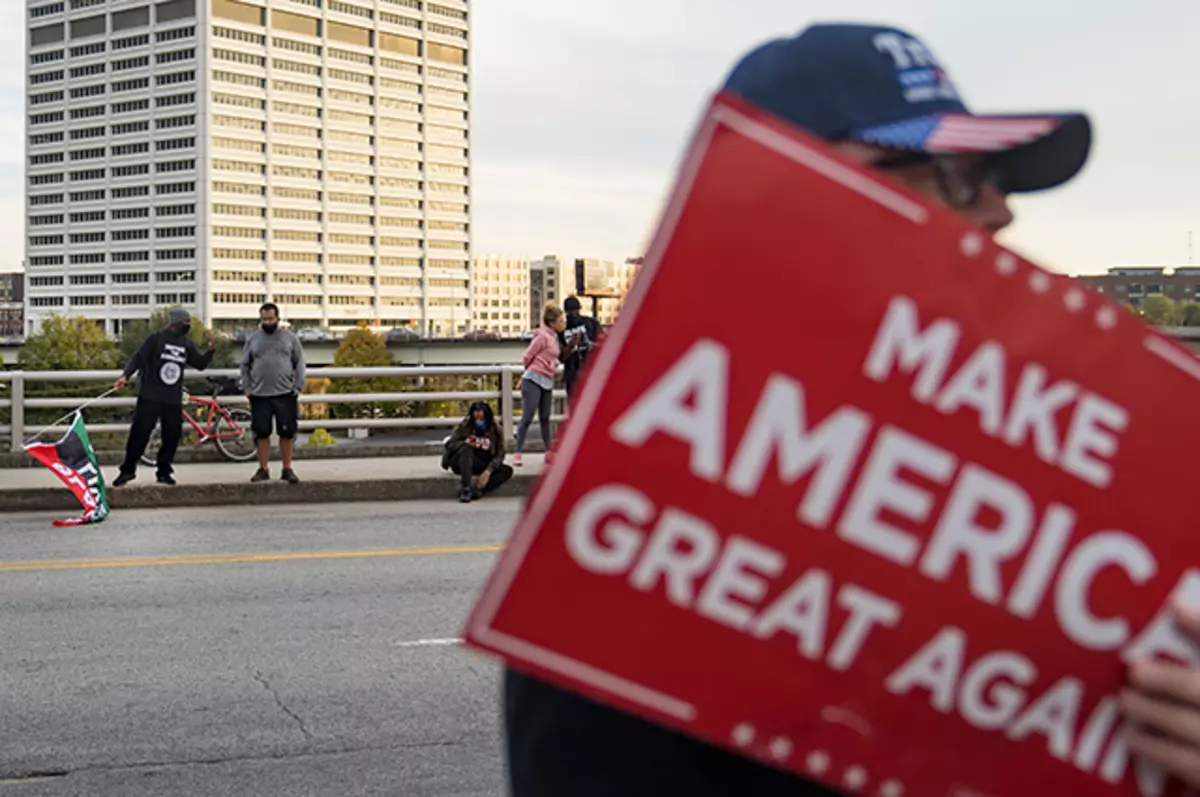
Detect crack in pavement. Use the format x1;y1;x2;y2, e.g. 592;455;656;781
252;670;312;742
0;738;471;780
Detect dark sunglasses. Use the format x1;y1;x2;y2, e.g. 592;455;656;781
871;151;1005;210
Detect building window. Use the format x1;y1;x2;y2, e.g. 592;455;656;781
111;100;151;115
69;210;106;223
112;56;151;71
69;42;106;57
111;78;151;93
112;142;150;156
112;294;150;305
70;189;106;201
31;69;65;84
30;50;66;65
112;226;151;240
154;135;195;152
112;185;150;198
112;273;150;284
111;207;150;219
30;111;65;125
112;251;151;262
112;164;150;177
112;120;151;133
156;248;197;260
70;253;106;265
156;48;195;64
156;92;195;107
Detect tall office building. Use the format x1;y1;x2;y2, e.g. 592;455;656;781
528;254;566;326
25;0;471;338
472;255;529;335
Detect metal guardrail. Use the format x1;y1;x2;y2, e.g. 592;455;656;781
0;366;566;452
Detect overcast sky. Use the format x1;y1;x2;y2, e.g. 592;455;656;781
2;1;1196;275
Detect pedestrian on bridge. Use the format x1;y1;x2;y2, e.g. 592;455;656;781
514;303;576;468
442;401;514;502
112;308;215;487
240;302;306;485
559;296;600;411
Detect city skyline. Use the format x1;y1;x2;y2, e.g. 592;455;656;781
3;2;1197;280
22;0;472;337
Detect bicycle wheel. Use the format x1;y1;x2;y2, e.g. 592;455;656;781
214;408;257;462
139;421;163;467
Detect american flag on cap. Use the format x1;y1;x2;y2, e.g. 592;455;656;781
857;114;1063;154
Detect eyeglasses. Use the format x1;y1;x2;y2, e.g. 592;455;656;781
871;152;1005;211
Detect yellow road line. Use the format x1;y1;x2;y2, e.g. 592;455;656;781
0;543;507;573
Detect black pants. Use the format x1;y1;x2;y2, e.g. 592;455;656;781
120;397;182;477
449;446;513;494
564;369;581;409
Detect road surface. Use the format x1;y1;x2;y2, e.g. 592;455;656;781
0;500;521;796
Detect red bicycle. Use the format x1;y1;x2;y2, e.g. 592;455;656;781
140;376;257;465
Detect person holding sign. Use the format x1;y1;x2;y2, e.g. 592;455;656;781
501;21;1200;797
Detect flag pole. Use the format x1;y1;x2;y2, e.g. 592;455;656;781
22;387;120;448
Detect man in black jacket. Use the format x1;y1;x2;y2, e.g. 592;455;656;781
505;21;1096;796
112;308;215;486
558;296;600;409
442;401;514;503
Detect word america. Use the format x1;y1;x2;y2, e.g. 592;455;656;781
600;295;1154;652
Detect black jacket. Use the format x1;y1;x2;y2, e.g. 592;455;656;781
122;329;214;406
441;404;505;472
505;669;844;796
558;313;600;377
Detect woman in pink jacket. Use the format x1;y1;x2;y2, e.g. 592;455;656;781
514;304;572;466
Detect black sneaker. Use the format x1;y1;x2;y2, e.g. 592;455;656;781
112;472;135;487
281;468;300;484
156;474;176;486
459;486;473;503
251;468;270;483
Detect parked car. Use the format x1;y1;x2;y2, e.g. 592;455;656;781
296;328;332;342
462;330;500;341
386;327;421;341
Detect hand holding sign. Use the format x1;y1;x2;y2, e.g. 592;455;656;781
466;94;1200;797
1123;602;1200;789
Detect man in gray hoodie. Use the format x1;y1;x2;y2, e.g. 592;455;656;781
240;302;306;484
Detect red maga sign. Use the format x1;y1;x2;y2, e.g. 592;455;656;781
465;93;1200;797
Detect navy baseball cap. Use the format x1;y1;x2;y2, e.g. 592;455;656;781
723;23;1092;193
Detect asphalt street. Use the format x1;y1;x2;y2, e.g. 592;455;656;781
0;500;522;796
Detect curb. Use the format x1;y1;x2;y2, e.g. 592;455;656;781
0;440;549;469
0;474;539;513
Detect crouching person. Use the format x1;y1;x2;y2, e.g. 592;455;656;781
443;402;513;503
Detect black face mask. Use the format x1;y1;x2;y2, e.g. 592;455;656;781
262;323;278;334
179;324;191;336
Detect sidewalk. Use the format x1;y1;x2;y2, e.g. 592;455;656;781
0;455;545;513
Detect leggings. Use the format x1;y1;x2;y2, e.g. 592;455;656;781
515;378;553;453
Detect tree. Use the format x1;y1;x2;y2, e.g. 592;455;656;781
117;307;236;370
1140;295;1181;326
21;314;119;371
1180;302;1200;327
330;324;408;419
